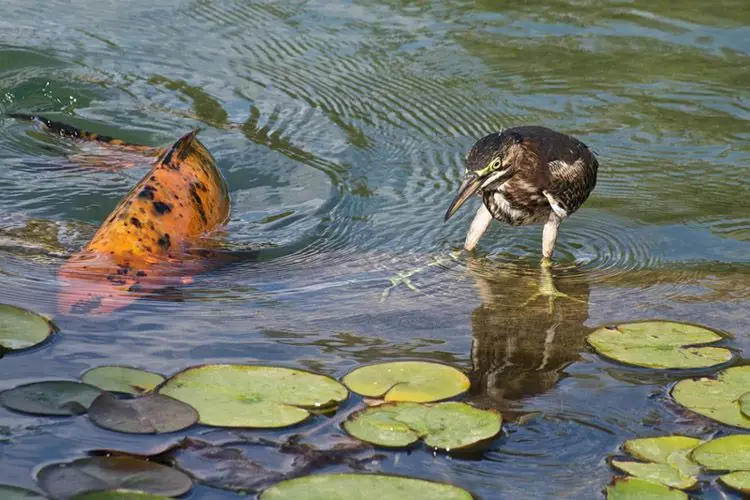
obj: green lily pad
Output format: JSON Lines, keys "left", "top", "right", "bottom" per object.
{"left": 691, "top": 434, "right": 750, "bottom": 471}
{"left": 623, "top": 436, "right": 703, "bottom": 464}
{"left": 81, "top": 366, "right": 165, "bottom": 395}
{"left": 0, "top": 304, "right": 56, "bottom": 352}
{"left": 36, "top": 457, "right": 192, "bottom": 499}
{"left": 606, "top": 477, "right": 688, "bottom": 499}
{"left": 343, "top": 401, "right": 501, "bottom": 451}
{"left": 342, "top": 362, "right": 469, "bottom": 403}
{"left": 259, "top": 473, "right": 473, "bottom": 499}
{"left": 671, "top": 366, "right": 750, "bottom": 428}
{"left": 586, "top": 321, "right": 731, "bottom": 369}
{"left": 0, "top": 485, "right": 48, "bottom": 499}
{"left": 0, "top": 381, "right": 103, "bottom": 416}
{"left": 71, "top": 491, "right": 169, "bottom": 500}
{"left": 609, "top": 460, "right": 696, "bottom": 490}
{"left": 739, "top": 391, "right": 750, "bottom": 419}
{"left": 719, "top": 471, "right": 750, "bottom": 494}
{"left": 88, "top": 392, "right": 198, "bottom": 434}
{"left": 157, "top": 364, "right": 348, "bottom": 428}
{"left": 665, "top": 449, "right": 702, "bottom": 477}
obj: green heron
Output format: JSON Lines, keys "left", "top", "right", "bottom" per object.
{"left": 445, "top": 126, "right": 598, "bottom": 303}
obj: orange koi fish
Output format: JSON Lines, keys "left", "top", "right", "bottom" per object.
{"left": 12, "top": 114, "right": 230, "bottom": 315}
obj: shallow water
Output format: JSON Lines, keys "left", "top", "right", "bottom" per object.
{"left": 0, "top": 0, "right": 748, "bottom": 498}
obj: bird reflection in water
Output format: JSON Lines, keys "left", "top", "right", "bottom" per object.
{"left": 464, "top": 256, "right": 593, "bottom": 411}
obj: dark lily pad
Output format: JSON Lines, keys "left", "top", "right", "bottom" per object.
{"left": 606, "top": 477, "right": 687, "bottom": 499}
{"left": 719, "top": 471, "right": 750, "bottom": 494}
{"left": 691, "top": 434, "right": 750, "bottom": 471}
{"left": 0, "top": 484, "right": 48, "bottom": 499}
{"left": 81, "top": 366, "right": 165, "bottom": 395}
{"left": 158, "top": 364, "right": 348, "bottom": 428}
{"left": 343, "top": 401, "right": 501, "bottom": 451}
{"left": 587, "top": 321, "right": 731, "bottom": 369}
{"left": 71, "top": 491, "right": 169, "bottom": 499}
{"left": 259, "top": 473, "right": 473, "bottom": 499}
{"left": 342, "top": 362, "right": 470, "bottom": 403}
{"left": 36, "top": 456, "right": 192, "bottom": 499}
{"left": 0, "top": 303, "right": 56, "bottom": 352}
{"left": 88, "top": 392, "right": 198, "bottom": 434}
{"left": 0, "top": 381, "right": 102, "bottom": 416}
{"left": 609, "top": 460, "right": 696, "bottom": 490}
{"left": 671, "top": 366, "right": 750, "bottom": 428}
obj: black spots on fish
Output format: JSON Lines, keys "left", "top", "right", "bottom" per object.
{"left": 189, "top": 182, "right": 208, "bottom": 224}
{"left": 116, "top": 266, "right": 130, "bottom": 276}
{"left": 139, "top": 207, "right": 146, "bottom": 215}
{"left": 138, "top": 185, "right": 157, "bottom": 200}
{"left": 150, "top": 176, "right": 156, "bottom": 181}
{"left": 157, "top": 233, "right": 171, "bottom": 250}
{"left": 130, "top": 217, "right": 142, "bottom": 228}
{"left": 148, "top": 221, "right": 155, "bottom": 230}
{"left": 152, "top": 201, "right": 172, "bottom": 215}
{"left": 136, "top": 270, "right": 147, "bottom": 277}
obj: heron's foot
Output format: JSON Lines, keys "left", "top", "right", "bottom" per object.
{"left": 541, "top": 256, "right": 553, "bottom": 269}
{"left": 523, "top": 259, "right": 584, "bottom": 313}
{"left": 380, "top": 252, "right": 462, "bottom": 301}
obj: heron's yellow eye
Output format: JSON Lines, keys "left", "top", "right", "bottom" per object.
{"left": 490, "top": 158, "right": 502, "bottom": 170}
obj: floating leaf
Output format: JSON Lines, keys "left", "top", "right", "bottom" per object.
{"left": 0, "top": 303, "right": 55, "bottom": 351}
{"left": 739, "top": 391, "right": 750, "bottom": 419}
{"left": 344, "top": 401, "right": 501, "bottom": 451}
{"left": 623, "top": 436, "right": 702, "bottom": 464}
{"left": 665, "top": 449, "right": 702, "bottom": 477}
{"left": 606, "top": 477, "right": 687, "bottom": 499}
{"left": 259, "top": 473, "right": 472, "bottom": 499}
{"left": 81, "top": 366, "right": 165, "bottom": 395}
{"left": 36, "top": 457, "right": 192, "bottom": 499}
{"left": 586, "top": 321, "right": 731, "bottom": 369}
{"left": 0, "top": 484, "right": 48, "bottom": 499}
{"left": 342, "top": 362, "right": 469, "bottom": 403}
{"left": 88, "top": 393, "right": 198, "bottom": 434}
{"left": 158, "top": 364, "right": 348, "bottom": 428}
{"left": 71, "top": 491, "right": 169, "bottom": 499}
{"left": 0, "top": 381, "right": 102, "bottom": 416}
{"left": 671, "top": 366, "right": 750, "bottom": 428}
{"left": 609, "top": 460, "right": 696, "bottom": 490}
{"left": 691, "top": 434, "right": 750, "bottom": 471}
{"left": 719, "top": 471, "right": 750, "bottom": 494}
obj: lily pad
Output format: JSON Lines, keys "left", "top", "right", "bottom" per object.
{"left": 71, "top": 491, "right": 169, "bottom": 500}
{"left": 259, "top": 473, "right": 472, "bottom": 499}
{"left": 0, "top": 485, "right": 48, "bottom": 499}
{"left": 0, "top": 381, "right": 102, "bottom": 416}
{"left": 36, "top": 456, "right": 192, "bottom": 499}
{"left": 719, "top": 471, "right": 750, "bottom": 494}
{"left": 609, "top": 460, "right": 696, "bottom": 490}
{"left": 157, "top": 364, "right": 348, "bottom": 428}
{"left": 88, "top": 392, "right": 198, "bottom": 434}
{"left": 691, "top": 434, "right": 750, "bottom": 471}
{"left": 606, "top": 477, "right": 688, "bottom": 499}
{"left": 586, "top": 321, "right": 731, "bottom": 369}
{"left": 0, "top": 303, "right": 56, "bottom": 351}
{"left": 739, "top": 391, "right": 750, "bottom": 419}
{"left": 671, "top": 366, "right": 750, "bottom": 428}
{"left": 343, "top": 401, "right": 501, "bottom": 451}
{"left": 342, "top": 362, "right": 469, "bottom": 403}
{"left": 81, "top": 366, "right": 165, "bottom": 395}
{"left": 623, "top": 436, "right": 703, "bottom": 464}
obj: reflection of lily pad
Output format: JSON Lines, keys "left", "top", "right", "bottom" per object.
{"left": 623, "top": 436, "right": 702, "bottom": 464}
{"left": 691, "top": 435, "right": 750, "bottom": 471}
{"left": 0, "top": 484, "right": 48, "bottom": 499}
{"left": 158, "top": 364, "right": 348, "bottom": 428}
{"left": 71, "top": 491, "right": 169, "bottom": 499}
{"left": 81, "top": 366, "right": 165, "bottom": 395}
{"left": 342, "top": 362, "right": 469, "bottom": 403}
{"left": 88, "top": 393, "right": 198, "bottom": 434}
{"left": 0, "top": 381, "right": 102, "bottom": 416}
{"left": 37, "top": 457, "right": 192, "bottom": 499}
{"left": 259, "top": 473, "right": 472, "bottom": 499}
{"left": 671, "top": 366, "right": 750, "bottom": 428}
{"left": 719, "top": 471, "right": 750, "bottom": 494}
{"left": 0, "top": 304, "right": 56, "bottom": 352}
{"left": 609, "top": 460, "right": 696, "bottom": 490}
{"left": 606, "top": 477, "right": 687, "bottom": 499}
{"left": 344, "top": 402, "right": 501, "bottom": 450}
{"left": 587, "top": 321, "right": 731, "bottom": 369}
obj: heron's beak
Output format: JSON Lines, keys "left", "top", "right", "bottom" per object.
{"left": 444, "top": 173, "right": 483, "bottom": 222}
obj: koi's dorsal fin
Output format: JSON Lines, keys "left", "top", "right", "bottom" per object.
{"left": 157, "top": 128, "right": 201, "bottom": 168}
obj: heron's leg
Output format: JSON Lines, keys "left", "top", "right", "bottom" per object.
{"left": 465, "top": 204, "right": 493, "bottom": 251}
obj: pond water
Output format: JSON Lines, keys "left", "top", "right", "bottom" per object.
{"left": 0, "top": 0, "right": 748, "bottom": 498}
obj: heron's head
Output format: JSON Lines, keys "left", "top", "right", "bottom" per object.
{"left": 444, "top": 131, "right": 524, "bottom": 221}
